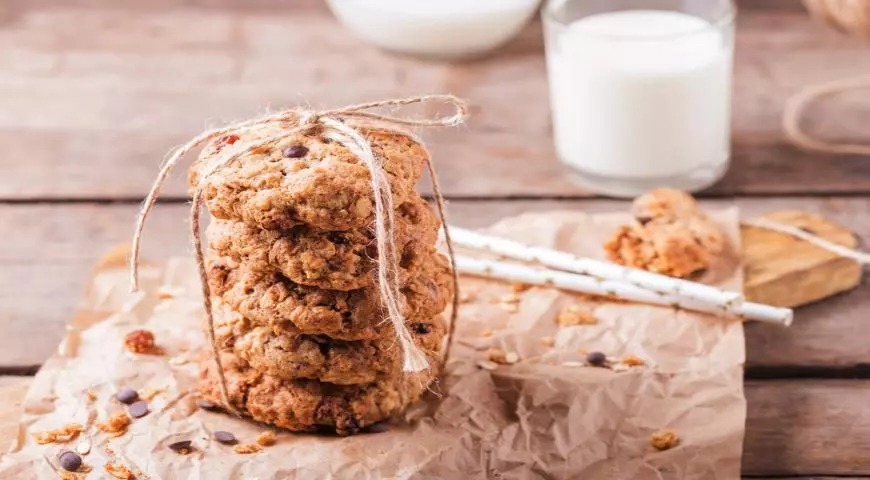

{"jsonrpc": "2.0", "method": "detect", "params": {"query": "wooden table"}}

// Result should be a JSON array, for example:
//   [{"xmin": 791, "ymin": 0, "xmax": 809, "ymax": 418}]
[{"xmin": 2, "ymin": 1, "xmax": 869, "ymax": 477}]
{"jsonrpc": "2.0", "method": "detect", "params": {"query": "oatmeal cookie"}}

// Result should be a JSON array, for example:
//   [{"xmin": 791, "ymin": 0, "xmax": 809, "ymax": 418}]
[
  {"xmin": 605, "ymin": 191, "xmax": 726, "ymax": 277},
  {"xmin": 190, "ymin": 126, "xmax": 428, "ymax": 231},
  {"xmin": 213, "ymin": 300, "xmax": 445, "ymax": 385},
  {"xmin": 630, "ymin": 188, "xmax": 701, "ymax": 223},
  {"xmin": 207, "ymin": 252, "xmax": 453, "ymax": 341},
  {"xmin": 207, "ymin": 195, "xmax": 439, "ymax": 291},
  {"xmin": 198, "ymin": 351, "xmax": 437, "ymax": 435}
]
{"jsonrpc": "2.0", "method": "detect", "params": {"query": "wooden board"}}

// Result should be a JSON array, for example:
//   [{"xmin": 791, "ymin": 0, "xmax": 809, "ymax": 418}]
[
  {"xmin": 1, "ymin": 198, "xmax": 868, "ymax": 370},
  {"xmin": 743, "ymin": 210, "xmax": 862, "ymax": 308},
  {"xmin": 3, "ymin": 375, "xmax": 870, "ymax": 477},
  {"xmin": 2, "ymin": 1, "xmax": 870, "ymax": 200}
]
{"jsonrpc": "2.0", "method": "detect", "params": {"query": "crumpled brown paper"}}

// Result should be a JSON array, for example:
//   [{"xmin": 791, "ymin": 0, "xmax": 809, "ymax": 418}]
[{"xmin": 0, "ymin": 209, "xmax": 745, "ymax": 479}]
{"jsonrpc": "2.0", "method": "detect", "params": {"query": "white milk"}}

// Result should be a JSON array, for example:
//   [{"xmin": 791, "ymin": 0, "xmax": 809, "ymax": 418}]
[
  {"xmin": 546, "ymin": 10, "xmax": 732, "ymax": 182},
  {"xmin": 327, "ymin": 0, "xmax": 540, "ymax": 58}
]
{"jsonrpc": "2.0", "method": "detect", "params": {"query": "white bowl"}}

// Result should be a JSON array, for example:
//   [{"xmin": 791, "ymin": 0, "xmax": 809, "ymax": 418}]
[{"xmin": 326, "ymin": 0, "xmax": 541, "ymax": 59}]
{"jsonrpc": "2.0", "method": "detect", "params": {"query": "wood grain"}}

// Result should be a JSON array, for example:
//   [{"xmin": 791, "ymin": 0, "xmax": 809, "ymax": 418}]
[
  {"xmin": 743, "ymin": 380, "xmax": 870, "ymax": 476},
  {"xmin": 1, "ymin": 376, "xmax": 869, "ymax": 476},
  {"xmin": 2, "ymin": 197, "xmax": 868, "ymax": 368},
  {"xmin": 1, "ymin": 2, "xmax": 870, "ymax": 199}
]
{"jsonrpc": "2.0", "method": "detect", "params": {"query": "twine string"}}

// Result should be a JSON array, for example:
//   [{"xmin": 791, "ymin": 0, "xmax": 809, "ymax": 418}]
[
  {"xmin": 782, "ymin": 74, "xmax": 870, "ymax": 156},
  {"xmin": 131, "ymin": 94, "xmax": 468, "ymax": 412},
  {"xmin": 742, "ymin": 217, "xmax": 870, "ymax": 265}
]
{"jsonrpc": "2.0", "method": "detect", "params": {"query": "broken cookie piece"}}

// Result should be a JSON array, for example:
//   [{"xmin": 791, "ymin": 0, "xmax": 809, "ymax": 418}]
[
  {"xmin": 650, "ymin": 429, "xmax": 680, "ymax": 451},
  {"xmin": 605, "ymin": 189, "xmax": 726, "ymax": 278}
]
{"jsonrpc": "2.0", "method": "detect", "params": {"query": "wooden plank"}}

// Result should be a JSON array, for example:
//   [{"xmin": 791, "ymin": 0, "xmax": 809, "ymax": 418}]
[
  {"xmin": 1, "ymin": 376, "xmax": 869, "ymax": 477},
  {"xmin": 743, "ymin": 380, "xmax": 870, "ymax": 476},
  {"xmin": 1, "ymin": 197, "xmax": 868, "ymax": 368},
  {"xmin": 1, "ymin": 3, "xmax": 870, "ymax": 199}
]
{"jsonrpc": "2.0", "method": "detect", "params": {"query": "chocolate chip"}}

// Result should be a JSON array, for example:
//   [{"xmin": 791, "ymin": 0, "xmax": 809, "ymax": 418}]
[
  {"xmin": 411, "ymin": 323, "xmax": 432, "ymax": 335},
  {"xmin": 168, "ymin": 440, "xmax": 193, "ymax": 454},
  {"xmin": 114, "ymin": 387, "xmax": 139, "ymax": 405},
  {"xmin": 342, "ymin": 416, "xmax": 361, "ymax": 435},
  {"xmin": 214, "ymin": 431, "xmax": 236, "ymax": 444},
  {"xmin": 197, "ymin": 399, "xmax": 218, "ymax": 410},
  {"xmin": 366, "ymin": 422, "xmax": 390, "ymax": 433},
  {"xmin": 326, "ymin": 232, "xmax": 348, "ymax": 245},
  {"xmin": 635, "ymin": 216, "xmax": 654, "ymax": 225},
  {"xmin": 283, "ymin": 145, "xmax": 309, "ymax": 158},
  {"xmin": 59, "ymin": 451, "xmax": 82, "ymax": 472},
  {"xmin": 128, "ymin": 400, "xmax": 150, "ymax": 418},
  {"xmin": 399, "ymin": 248, "xmax": 415, "ymax": 268},
  {"xmin": 586, "ymin": 351, "xmax": 607, "ymax": 367}
]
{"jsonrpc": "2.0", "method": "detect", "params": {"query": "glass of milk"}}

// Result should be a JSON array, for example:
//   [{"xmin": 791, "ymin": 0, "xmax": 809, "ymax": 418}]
[{"xmin": 543, "ymin": 0, "xmax": 736, "ymax": 197}]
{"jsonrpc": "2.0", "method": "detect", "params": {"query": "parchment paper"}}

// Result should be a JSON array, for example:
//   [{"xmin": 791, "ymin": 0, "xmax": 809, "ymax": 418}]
[{"xmin": 0, "ymin": 209, "xmax": 745, "ymax": 479}]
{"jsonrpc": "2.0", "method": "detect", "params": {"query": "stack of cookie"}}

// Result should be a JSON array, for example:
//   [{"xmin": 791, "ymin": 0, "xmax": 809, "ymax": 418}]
[{"xmin": 191, "ymin": 127, "xmax": 453, "ymax": 435}]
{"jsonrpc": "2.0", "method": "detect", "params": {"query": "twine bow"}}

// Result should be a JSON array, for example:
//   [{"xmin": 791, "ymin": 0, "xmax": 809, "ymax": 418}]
[{"xmin": 130, "ymin": 95, "xmax": 468, "ymax": 414}]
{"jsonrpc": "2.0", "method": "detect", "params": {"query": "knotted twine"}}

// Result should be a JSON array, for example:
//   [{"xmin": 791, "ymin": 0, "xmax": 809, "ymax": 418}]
[{"xmin": 129, "ymin": 95, "xmax": 468, "ymax": 414}]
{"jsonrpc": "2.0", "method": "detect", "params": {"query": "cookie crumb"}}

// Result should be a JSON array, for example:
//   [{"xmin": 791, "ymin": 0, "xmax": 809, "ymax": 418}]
[
  {"xmin": 500, "ymin": 293, "xmax": 521, "ymax": 304},
  {"xmin": 233, "ymin": 443, "xmax": 263, "ymax": 454},
  {"xmin": 123, "ymin": 329, "xmax": 161, "ymax": 355},
  {"xmin": 59, "ymin": 471, "xmax": 78, "ymax": 480},
  {"xmin": 255, "ymin": 431, "xmax": 276, "ymax": 446},
  {"xmin": 84, "ymin": 390, "xmax": 97, "ymax": 403},
  {"xmin": 197, "ymin": 399, "xmax": 218, "ymax": 411},
  {"xmin": 104, "ymin": 462, "xmax": 136, "ymax": 479},
  {"xmin": 487, "ymin": 348, "xmax": 506, "ymax": 364},
  {"xmin": 511, "ymin": 283, "xmax": 530, "ymax": 293},
  {"xmin": 477, "ymin": 360, "xmax": 499, "ymax": 371},
  {"xmin": 33, "ymin": 431, "xmax": 56, "ymax": 445},
  {"xmin": 168, "ymin": 440, "xmax": 194, "ymax": 455},
  {"xmin": 458, "ymin": 290, "xmax": 477, "ymax": 304},
  {"xmin": 540, "ymin": 336, "xmax": 555, "ymax": 347},
  {"xmin": 140, "ymin": 387, "xmax": 166, "ymax": 402},
  {"xmin": 32, "ymin": 423, "xmax": 83, "ymax": 444},
  {"xmin": 650, "ymin": 430, "xmax": 680, "ymax": 451},
  {"xmin": 96, "ymin": 411, "xmax": 132, "ymax": 437},
  {"xmin": 168, "ymin": 356, "xmax": 188, "ymax": 366},
  {"xmin": 76, "ymin": 440, "xmax": 91, "ymax": 455},
  {"xmin": 487, "ymin": 348, "xmax": 518, "ymax": 365},
  {"xmin": 155, "ymin": 286, "xmax": 184, "ymax": 299},
  {"xmin": 623, "ymin": 354, "xmax": 645, "ymax": 367},
  {"xmin": 481, "ymin": 329, "xmax": 493, "ymax": 338},
  {"xmin": 499, "ymin": 302, "xmax": 519, "ymax": 313},
  {"xmin": 557, "ymin": 305, "xmax": 598, "ymax": 326}
]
